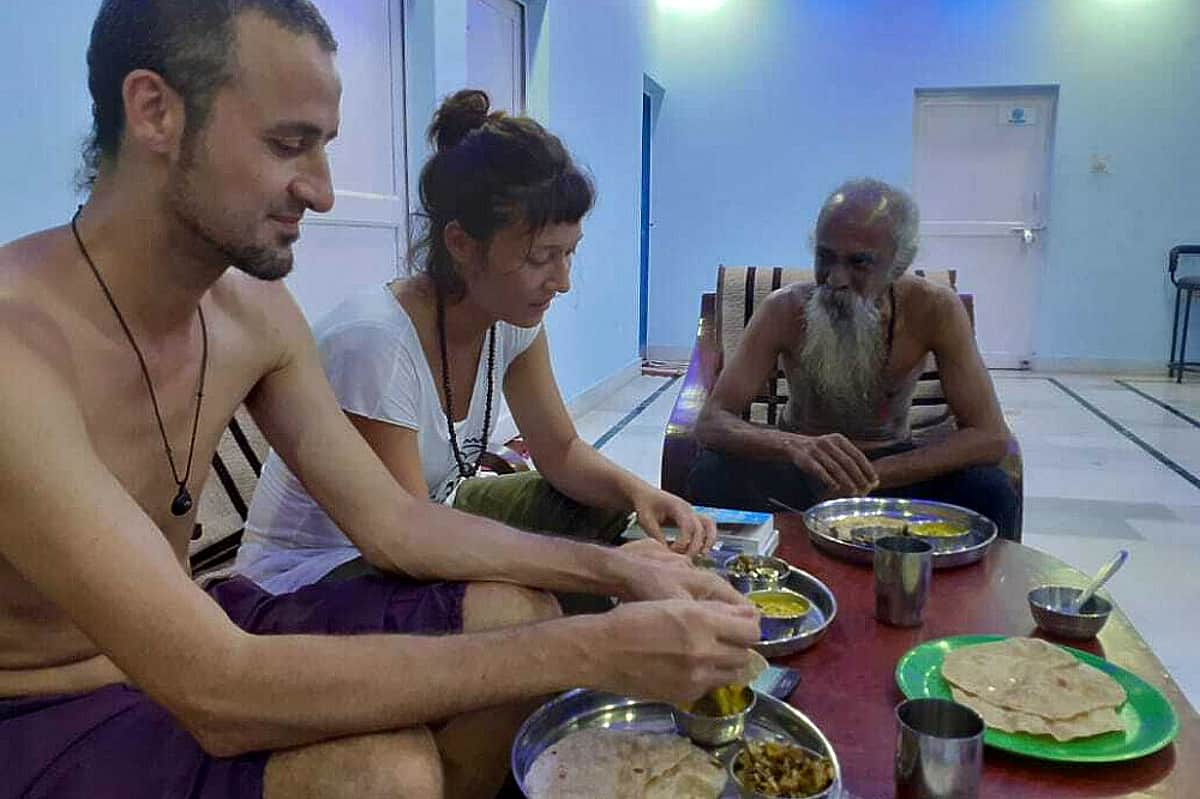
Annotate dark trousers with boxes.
[687,443,1020,542]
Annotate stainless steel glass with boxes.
[895,698,985,799]
[874,535,933,627]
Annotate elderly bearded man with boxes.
[689,179,1019,540]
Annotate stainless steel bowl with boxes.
[748,588,814,641]
[727,741,837,798]
[1028,585,1112,639]
[754,569,837,658]
[673,688,758,747]
[725,554,791,593]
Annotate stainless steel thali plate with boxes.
[753,568,837,658]
[803,497,997,569]
[511,689,842,798]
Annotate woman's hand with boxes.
[629,486,718,556]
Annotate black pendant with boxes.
[171,485,193,517]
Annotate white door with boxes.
[287,0,408,323]
[912,88,1057,369]
[467,0,525,114]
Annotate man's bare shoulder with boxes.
[0,227,82,368]
[897,274,962,317]
[897,274,971,351]
[0,226,75,296]
[740,283,808,354]
[0,227,305,382]
[761,282,811,323]
[179,271,314,400]
[0,225,65,261]
[206,268,306,342]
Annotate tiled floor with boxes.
[575,372,1200,712]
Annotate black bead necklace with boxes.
[435,290,495,479]
[70,207,208,517]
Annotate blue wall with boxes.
[0,2,96,244]
[645,0,1200,368]
[1,0,650,402]
[539,0,647,398]
[17,1,1190,383]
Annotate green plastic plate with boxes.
[894,635,1179,763]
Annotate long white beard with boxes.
[800,286,884,417]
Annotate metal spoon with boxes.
[767,497,805,515]
[1071,549,1128,613]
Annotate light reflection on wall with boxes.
[658,0,727,13]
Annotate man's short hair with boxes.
[82,0,337,186]
[816,178,921,278]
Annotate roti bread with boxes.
[940,637,1127,741]
[526,729,726,799]
[740,650,770,686]
[949,685,1125,741]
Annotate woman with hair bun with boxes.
[236,90,715,593]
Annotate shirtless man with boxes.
[690,178,1019,539]
[0,3,758,797]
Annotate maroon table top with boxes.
[772,515,1200,799]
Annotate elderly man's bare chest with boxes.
[880,326,932,399]
[783,315,932,444]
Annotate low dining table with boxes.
[771,514,1200,799]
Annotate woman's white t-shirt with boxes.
[235,285,540,594]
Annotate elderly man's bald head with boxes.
[815,178,920,281]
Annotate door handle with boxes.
[1010,225,1046,244]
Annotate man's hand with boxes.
[629,485,718,556]
[783,433,878,497]
[612,541,750,608]
[619,537,686,563]
[588,600,762,707]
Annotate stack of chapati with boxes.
[525,729,726,799]
[525,652,770,797]
[941,637,1127,741]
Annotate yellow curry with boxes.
[908,521,969,538]
[686,684,753,717]
[834,514,968,540]
[749,591,811,619]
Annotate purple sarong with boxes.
[0,574,466,798]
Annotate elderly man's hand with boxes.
[785,433,879,497]
[612,540,751,608]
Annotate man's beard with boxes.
[799,286,885,417]
[166,148,295,281]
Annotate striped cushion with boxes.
[714,266,961,439]
[190,407,268,576]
